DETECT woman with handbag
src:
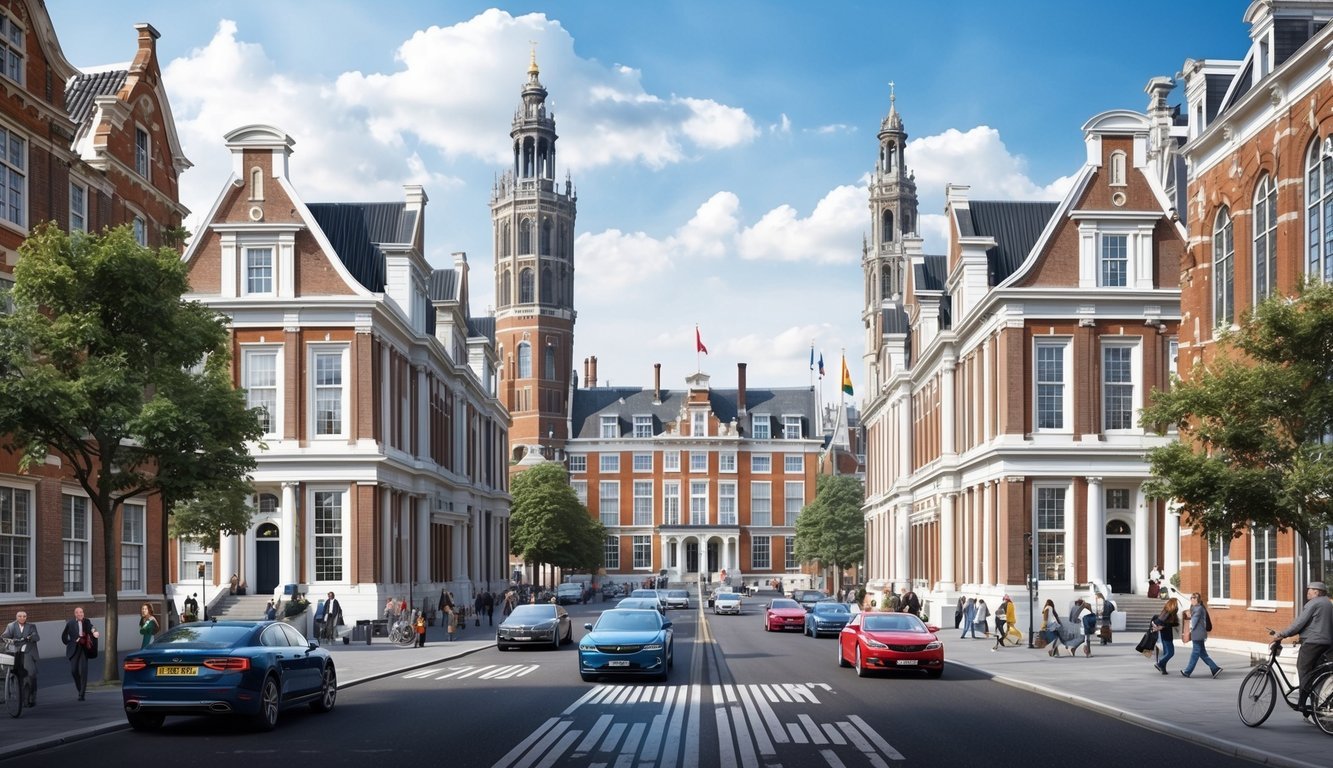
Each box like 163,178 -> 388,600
1040,599 -> 1065,657
1151,597 -> 1180,674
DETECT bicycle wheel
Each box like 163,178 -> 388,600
1310,669 -> 1333,736
396,626 -> 416,647
1237,666 -> 1277,727
3,670 -> 21,718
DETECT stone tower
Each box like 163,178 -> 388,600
492,51 -> 578,462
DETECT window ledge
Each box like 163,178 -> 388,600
1247,603 -> 1279,613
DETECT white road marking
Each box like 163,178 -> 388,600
600,723 -> 626,752
714,708 -> 739,768
821,723 -> 846,745
733,685 -> 775,756
820,749 -> 848,768
535,730 -> 582,768
799,714 -> 828,745
492,716 -> 560,768
848,715 -> 905,760
836,721 -> 890,768
576,714 -> 615,754
787,723 -> 808,744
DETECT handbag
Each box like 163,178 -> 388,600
1134,628 -> 1158,656
1034,633 -> 1048,649
78,629 -> 98,659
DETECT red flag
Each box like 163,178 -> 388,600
695,326 -> 708,355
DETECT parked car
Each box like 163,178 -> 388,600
121,620 -> 336,732
805,601 -> 852,637
555,583 -> 584,605
497,603 -> 573,650
713,592 -> 743,615
663,589 -> 690,609
615,597 -> 664,614
578,609 -> 674,681
837,611 -> 944,678
630,588 -> 668,611
793,590 -> 830,612
763,598 -> 808,632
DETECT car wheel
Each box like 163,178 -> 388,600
253,675 -> 281,731
837,639 -> 851,668
126,711 -> 165,731
310,664 -> 337,713
497,642 -> 508,651
552,632 -> 560,651
927,667 -> 943,679
563,625 -> 572,645
668,642 -> 674,670
855,646 -> 869,678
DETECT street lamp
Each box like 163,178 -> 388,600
197,562 -> 207,622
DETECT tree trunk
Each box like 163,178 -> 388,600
101,505 -> 120,682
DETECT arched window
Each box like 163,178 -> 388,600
249,167 -> 264,201
544,345 -> 556,380
517,342 -> 531,378
540,218 -> 552,255
499,269 -> 512,307
519,268 -> 534,304
1307,138 -> 1333,280
885,142 -> 896,173
880,264 -> 894,300
902,209 -> 914,236
559,224 -> 567,258
1109,150 -> 1126,186
881,210 -> 894,243
519,218 -> 533,254
1254,174 -> 1277,302
540,267 -> 553,304
1213,208 -> 1235,328
501,221 -> 511,257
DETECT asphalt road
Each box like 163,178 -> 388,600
26,600 -> 1265,767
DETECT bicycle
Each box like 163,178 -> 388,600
1237,630 -> 1333,733
1,638 -> 22,718
387,614 -> 417,647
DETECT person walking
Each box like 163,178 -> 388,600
972,599 -> 990,639
445,605 -> 458,642
1151,597 -> 1181,674
1270,580 -> 1333,716
138,603 -> 158,649
993,596 -> 1016,649
1,610 -> 39,707
1075,599 -> 1097,656
1041,599 -> 1064,657
1180,592 -> 1222,679
483,590 -> 495,626
954,595 -> 965,629
474,591 -> 486,628
1096,592 -> 1116,645
264,600 -> 277,620
414,612 -> 427,647
959,596 -> 976,639
60,606 -> 99,701
322,592 -> 343,643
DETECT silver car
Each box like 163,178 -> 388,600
713,592 -> 742,615
663,589 -> 690,609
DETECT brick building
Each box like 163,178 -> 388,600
0,2 -> 187,652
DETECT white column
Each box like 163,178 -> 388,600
1163,502 -> 1181,586
897,389 -> 911,479
279,482 -> 297,588
416,496 -> 430,583
941,357 -> 957,455
939,493 -> 956,590
1086,477 -> 1105,589
971,488 -> 982,587
380,487 -> 393,585
982,482 -> 994,586
1133,484 -> 1150,594
451,521 -> 466,583
415,365 -> 428,458
981,338 -> 992,443
219,531 -> 236,589
895,505 -> 910,588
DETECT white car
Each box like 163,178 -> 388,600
663,589 -> 690,609
713,592 -> 742,615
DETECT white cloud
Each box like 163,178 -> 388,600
679,97 -> 759,149
811,124 -> 855,135
737,184 -> 865,264
770,113 -> 792,134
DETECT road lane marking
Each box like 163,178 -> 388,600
800,714 -> 828,745
848,715 -> 905,760
493,716 -> 560,768
535,730 -> 582,768
821,723 -> 846,745
576,713 -> 615,754
734,684 -> 775,756
836,721 -> 891,768
714,708 -> 739,768
820,749 -> 848,768
788,723 -> 808,744
600,723 -> 626,752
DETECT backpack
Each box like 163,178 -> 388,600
1205,610 -> 1213,632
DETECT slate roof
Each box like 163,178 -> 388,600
881,304 -> 909,334
570,386 -> 817,440
305,203 -> 417,293
913,255 -> 948,291
959,201 -> 1058,285
65,70 -> 126,128
428,268 -> 458,302
467,316 -> 495,343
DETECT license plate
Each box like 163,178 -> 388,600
896,659 -> 918,666
608,660 -> 630,667
513,636 -> 531,641
156,666 -> 199,677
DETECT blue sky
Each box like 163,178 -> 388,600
49,1 -> 1249,400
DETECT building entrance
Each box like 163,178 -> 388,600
255,523 -> 280,594
1105,519 -> 1132,594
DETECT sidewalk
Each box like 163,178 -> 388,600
944,630 -> 1328,768
0,619 -> 494,759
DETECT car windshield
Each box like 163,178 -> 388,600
616,599 -> 655,609
507,605 -> 555,621
863,614 -> 927,633
770,599 -> 800,610
717,593 -> 740,601
814,603 -> 849,614
595,610 -> 663,632
667,590 -> 687,598
153,624 -> 254,648
799,592 -> 827,602
631,590 -> 660,599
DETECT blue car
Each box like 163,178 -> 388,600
578,609 -> 673,682
805,601 -> 852,637
122,620 -> 336,731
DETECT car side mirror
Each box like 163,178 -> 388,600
308,641 -> 319,651
661,621 -> 672,630
583,623 -> 593,631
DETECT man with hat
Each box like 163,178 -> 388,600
1272,580 -> 1333,716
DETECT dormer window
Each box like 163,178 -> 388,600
600,415 -> 618,439
0,13 -> 23,86
1099,235 -> 1127,287
691,410 -> 707,437
249,167 -> 264,201
633,415 -> 653,438
783,415 -> 802,439
751,414 -> 770,440
1108,150 -> 1126,187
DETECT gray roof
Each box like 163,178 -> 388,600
306,203 -> 418,293
429,268 -> 458,302
913,255 -> 948,291
570,386 -> 817,440
65,70 -> 127,129
467,316 -> 495,343
958,201 -> 1058,285
881,304 -> 909,334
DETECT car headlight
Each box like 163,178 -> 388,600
642,643 -> 663,651
925,641 -> 942,650
579,641 -> 597,651
864,637 -> 888,649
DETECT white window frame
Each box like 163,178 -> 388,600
632,535 -> 652,569
600,454 -> 619,473
1214,208 -> 1235,329
751,414 -> 770,440
633,481 -> 653,526
69,180 -> 87,232
0,123 -> 25,230
751,481 -> 772,527
1254,174 -> 1277,303
309,488 -> 346,583
571,480 -> 588,505
132,215 -> 147,246
663,451 -> 680,473
1098,233 -> 1128,287
604,536 -> 620,570
662,481 -> 681,525
1033,337 -> 1071,433
718,481 -> 737,525
568,455 -> 587,473
1306,137 -> 1333,281
783,415 -> 802,439
1100,338 -> 1142,433
784,455 -> 804,474
309,345 -> 349,439
1035,484 -> 1070,583
243,246 -> 275,296
181,539 -> 213,585
517,342 -> 532,379
785,536 -> 798,570
134,125 -> 151,180
1208,534 -> 1232,602
633,414 -> 653,438
751,535 -> 771,570
0,12 -> 24,87
1108,150 -> 1126,186
691,410 -> 707,437
719,451 -> 736,473
600,415 -> 618,439
689,451 -> 708,473
0,484 -> 31,594
121,502 -> 146,593
689,481 -> 708,525
751,453 -> 772,473
241,346 -> 281,438
784,481 -> 804,526
1252,525 -> 1278,605
62,493 -> 90,595
599,482 -> 619,526
632,453 -> 653,473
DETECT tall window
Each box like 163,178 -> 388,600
1307,137 -> 1333,281
1213,208 -> 1235,327
751,454 -> 772,473
662,482 -> 680,525
599,454 -> 619,473
785,536 -> 798,569
663,451 -> 680,472
1108,150 -> 1126,186
600,415 -> 618,438
134,127 -> 150,179
689,481 -> 708,525
0,486 -> 28,593
499,268 -> 511,306
1035,340 -> 1069,430
62,495 -> 88,593
543,345 -> 555,379
1102,344 -> 1135,430
133,216 -> 147,246
718,481 -> 737,525
0,126 -> 23,228
1036,486 -> 1065,581
632,453 -> 652,472
604,536 -> 620,570
121,503 -> 145,592
692,410 -> 707,437
181,539 -> 213,584
69,182 -> 86,232
751,481 -> 772,527
1099,234 -> 1128,287
243,349 -> 278,434
599,482 -> 619,526
517,342 -> 532,379
784,455 -> 804,474
1254,175 -> 1277,301
568,454 -> 586,473
1208,534 -> 1232,601
312,349 -> 344,435
540,266 -> 552,304
1253,525 -> 1278,602
752,415 -> 770,440
313,490 -> 343,581
633,415 -> 653,438
518,218 -> 532,254
719,452 -> 737,473
0,13 -> 23,85
519,268 -> 533,303
784,481 -> 804,526
784,416 -> 802,439
690,451 -> 708,472
245,247 -> 273,294
540,218 -> 552,256
752,536 -> 771,570
571,480 -> 587,504
633,481 -> 653,526
632,535 -> 652,568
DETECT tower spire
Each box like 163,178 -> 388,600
528,41 -> 539,77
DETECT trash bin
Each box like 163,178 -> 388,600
372,619 -> 388,638
352,619 -> 372,645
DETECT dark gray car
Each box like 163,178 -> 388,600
497,603 -> 572,650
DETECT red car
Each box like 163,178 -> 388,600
837,611 -> 944,678
763,598 -> 808,632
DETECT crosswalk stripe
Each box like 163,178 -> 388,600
820,748 -> 849,768
576,713 -> 615,754
848,715 -> 904,760
714,708 -> 739,768
600,722 -> 626,752
800,714 -> 828,745
787,722 -> 807,744
821,723 -> 846,745
564,685 -> 607,714
835,722 -> 890,768
534,729 -> 581,768
734,685 -> 775,756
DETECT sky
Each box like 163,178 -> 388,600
48,1 -> 1250,403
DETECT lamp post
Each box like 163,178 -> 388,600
197,562 -> 208,622
1024,532 -> 1036,649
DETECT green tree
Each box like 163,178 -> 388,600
1142,279 -> 1333,575
793,474 -> 865,593
509,462 -> 605,584
0,224 -> 263,681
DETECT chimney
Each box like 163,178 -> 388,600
590,355 -> 598,388
582,357 -> 589,385
737,363 -> 747,415
653,363 -> 662,404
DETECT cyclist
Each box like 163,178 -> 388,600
1270,580 -> 1333,718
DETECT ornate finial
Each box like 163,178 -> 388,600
528,41 -> 540,76
889,80 -> 896,107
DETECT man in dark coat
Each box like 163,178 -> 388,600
61,606 -> 99,700
482,590 -> 495,625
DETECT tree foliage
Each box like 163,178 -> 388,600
1142,278 -> 1333,544
509,461 -> 605,574
793,474 -> 865,589
0,224 -> 263,680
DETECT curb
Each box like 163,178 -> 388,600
948,658 -> 1324,768
0,642 -> 495,759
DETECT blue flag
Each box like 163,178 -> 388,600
818,353 -> 825,378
